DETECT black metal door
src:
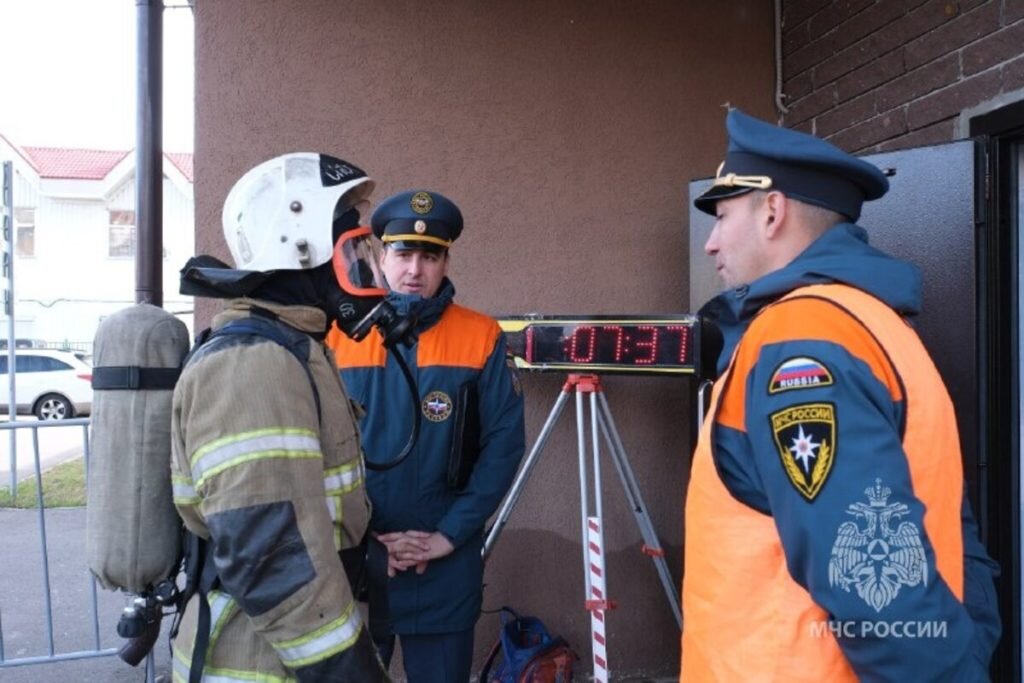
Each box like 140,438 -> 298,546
858,141 -> 980,502
971,100 -> 1024,683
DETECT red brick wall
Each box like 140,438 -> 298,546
781,0 -> 1024,152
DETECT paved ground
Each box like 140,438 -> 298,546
0,417 -> 677,682
0,506 -> 678,682
0,418 -> 89,483
0,507 -> 172,682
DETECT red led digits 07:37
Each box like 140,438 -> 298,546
500,316 -> 698,375
525,323 -> 692,369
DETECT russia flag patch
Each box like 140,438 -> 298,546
769,356 -> 834,394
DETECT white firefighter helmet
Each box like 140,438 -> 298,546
221,152 -> 375,272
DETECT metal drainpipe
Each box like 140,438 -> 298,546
774,0 -> 790,118
136,0 -> 163,307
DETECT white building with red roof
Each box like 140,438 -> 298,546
0,135 -> 194,349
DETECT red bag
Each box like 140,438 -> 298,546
517,640 -> 577,682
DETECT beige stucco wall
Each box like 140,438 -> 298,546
194,1 -> 774,675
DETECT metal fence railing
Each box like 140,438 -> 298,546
0,418 -> 156,681
40,341 -> 93,356
0,341 -> 93,356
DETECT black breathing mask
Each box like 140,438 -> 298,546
329,211 -> 422,470
329,212 -> 417,347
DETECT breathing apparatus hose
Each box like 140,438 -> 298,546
363,345 -> 421,471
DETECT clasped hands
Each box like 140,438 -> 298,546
374,530 -> 455,577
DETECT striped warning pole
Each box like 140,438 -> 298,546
586,515 -> 609,683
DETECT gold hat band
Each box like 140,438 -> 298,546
712,161 -> 773,190
382,234 -> 453,248
712,173 -> 773,189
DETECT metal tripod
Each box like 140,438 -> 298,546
483,374 -> 682,682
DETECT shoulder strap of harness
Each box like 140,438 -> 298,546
181,531 -> 222,683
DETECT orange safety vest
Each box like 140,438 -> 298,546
681,283 -> 964,682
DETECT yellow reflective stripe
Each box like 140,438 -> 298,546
190,428 -> 321,489
207,590 -> 238,649
324,462 -> 359,550
197,451 -> 322,490
324,494 -> 343,550
323,461 -> 362,495
170,592 -> 244,683
173,474 -> 199,504
171,643 -> 190,682
172,647 -> 296,683
272,601 -> 363,668
324,462 -> 361,550
202,671 -> 295,683
192,428 -> 319,464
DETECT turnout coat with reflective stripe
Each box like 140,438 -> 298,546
327,281 -> 526,634
681,225 -> 1000,681
170,299 -> 384,682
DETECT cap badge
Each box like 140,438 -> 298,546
414,220 -> 427,234
411,191 -> 433,215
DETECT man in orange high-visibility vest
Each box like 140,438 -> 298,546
681,109 -> 1001,682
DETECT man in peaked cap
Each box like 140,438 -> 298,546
680,109 -> 1000,681
374,189 -> 464,258
693,108 -> 889,224
326,190 -> 525,682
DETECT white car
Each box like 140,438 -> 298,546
0,349 -> 93,420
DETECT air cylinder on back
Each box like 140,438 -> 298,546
86,303 -> 190,594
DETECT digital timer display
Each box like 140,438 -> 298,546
499,316 -> 698,375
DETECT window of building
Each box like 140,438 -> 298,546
14,208 -> 34,257
108,209 -> 135,257
107,210 -> 167,257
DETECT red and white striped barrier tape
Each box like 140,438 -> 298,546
587,515 -> 609,682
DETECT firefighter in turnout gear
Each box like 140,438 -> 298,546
681,110 -> 1001,681
170,153 -> 394,682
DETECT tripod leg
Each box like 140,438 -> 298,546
597,393 -> 683,630
575,388 -> 591,597
483,388 -> 572,560
589,392 -> 604,521
586,392 -> 611,682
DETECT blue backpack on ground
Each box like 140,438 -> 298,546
479,607 -> 578,682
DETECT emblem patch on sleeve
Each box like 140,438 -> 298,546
770,402 -> 836,501
828,478 -> 927,612
768,356 -> 834,394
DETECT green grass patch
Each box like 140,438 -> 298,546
0,456 -> 86,508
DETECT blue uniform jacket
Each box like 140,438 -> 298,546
338,279 -> 526,633
700,223 -> 1001,680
